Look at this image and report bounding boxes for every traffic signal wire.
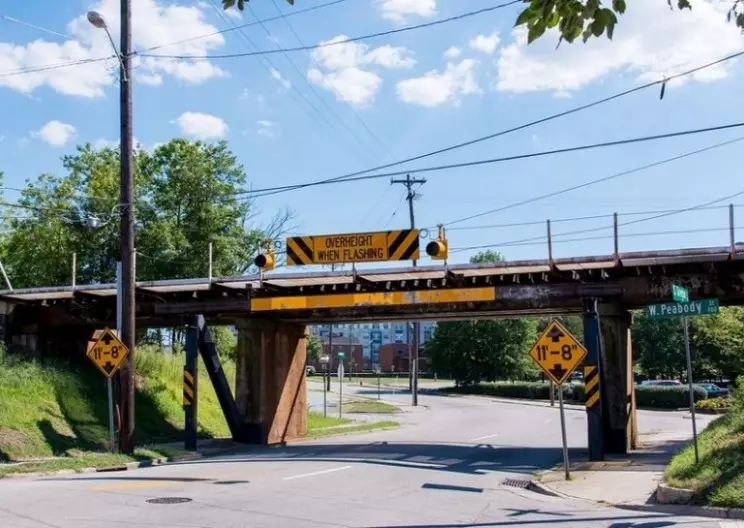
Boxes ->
[441,135,744,227]
[236,121,744,198]
[138,1,522,60]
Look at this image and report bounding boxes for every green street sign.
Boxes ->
[337,352,345,360]
[672,285,689,303]
[646,298,719,320]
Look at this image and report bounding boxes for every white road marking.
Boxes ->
[719,523,744,528]
[469,433,499,442]
[283,465,353,481]
[544,419,552,424]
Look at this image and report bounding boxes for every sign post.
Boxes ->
[86,327,129,453]
[528,320,588,480]
[338,360,345,419]
[646,290,719,465]
[320,355,330,418]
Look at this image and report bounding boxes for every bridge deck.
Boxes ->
[1,245,742,325]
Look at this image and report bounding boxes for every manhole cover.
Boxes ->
[146,497,193,505]
[501,478,531,489]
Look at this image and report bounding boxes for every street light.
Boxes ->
[87,4,136,455]
[86,11,127,81]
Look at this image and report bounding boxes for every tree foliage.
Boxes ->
[307,335,323,363]
[0,139,290,289]
[517,0,744,45]
[426,250,536,385]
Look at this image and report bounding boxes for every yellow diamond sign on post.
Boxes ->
[87,328,129,378]
[529,319,587,385]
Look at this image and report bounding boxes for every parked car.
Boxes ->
[639,379,682,387]
[696,383,729,398]
[305,365,316,376]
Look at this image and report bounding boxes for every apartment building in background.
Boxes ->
[309,321,436,371]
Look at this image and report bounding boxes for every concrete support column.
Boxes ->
[235,319,307,445]
[599,304,637,454]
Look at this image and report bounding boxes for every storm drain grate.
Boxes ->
[501,478,531,489]
[146,497,193,505]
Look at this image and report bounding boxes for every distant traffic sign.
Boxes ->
[672,285,689,303]
[529,320,587,385]
[87,328,129,378]
[286,229,419,266]
[645,299,719,320]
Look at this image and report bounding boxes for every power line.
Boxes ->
[451,189,744,253]
[220,48,744,200]
[442,204,738,232]
[143,0,353,53]
[204,0,378,165]
[2,14,75,40]
[0,56,115,78]
[454,226,742,250]
[139,1,522,60]
[230,0,383,162]
[231,121,744,197]
[268,0,394,160]
[442,135,744,227]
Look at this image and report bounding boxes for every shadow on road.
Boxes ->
[114,442,587,478]
[362,516,678,528]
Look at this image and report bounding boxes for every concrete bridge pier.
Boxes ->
[599,303,638,454]
[234,320,308,445]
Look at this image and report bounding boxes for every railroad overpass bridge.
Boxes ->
[1,244,743,458]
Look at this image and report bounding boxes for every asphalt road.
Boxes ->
[0,384,724,528]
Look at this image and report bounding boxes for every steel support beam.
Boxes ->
[582,298,605,461]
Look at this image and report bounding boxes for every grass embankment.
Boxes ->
[665,380,744,507]
[0,348,395,476]
[344,401,400,414]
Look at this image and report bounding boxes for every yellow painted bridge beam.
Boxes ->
[250,287,495,312]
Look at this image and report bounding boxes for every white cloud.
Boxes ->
[270,68,292,90]
[32,120,76,147]
[397,59,480,107]
[175,112,228,140]
[256,120,277,137]
[0,0,226,98]
[364,45,417,69]
[308,36,415,105]
[469,32,500,55]
[379,0,436,23]
[496,0,744,95]
[444,46,461,59]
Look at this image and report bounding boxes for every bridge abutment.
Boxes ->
[235,320,308,445]
[599,304,637,454]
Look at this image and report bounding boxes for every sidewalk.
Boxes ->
[534,430,691,506]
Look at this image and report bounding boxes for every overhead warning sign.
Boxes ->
[87,328,129,378]
[286,229,419,266]
[528,320,587,385]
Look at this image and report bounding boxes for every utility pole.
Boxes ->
[390,174,426,406]
[118,0,136,454]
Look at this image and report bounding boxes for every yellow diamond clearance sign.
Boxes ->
[528,320,587,385]
[86,328,129,378]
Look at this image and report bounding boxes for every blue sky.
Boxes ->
[1,0,744,274]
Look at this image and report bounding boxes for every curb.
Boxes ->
[0,452,204,480]
[530,479,744,520]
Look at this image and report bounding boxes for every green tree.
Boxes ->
[425,250,535,385]
[632,312,686,379]
[692,307,744,381]
[1,139,289,288]
[307,335,323,363]
[516,1,743,45]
